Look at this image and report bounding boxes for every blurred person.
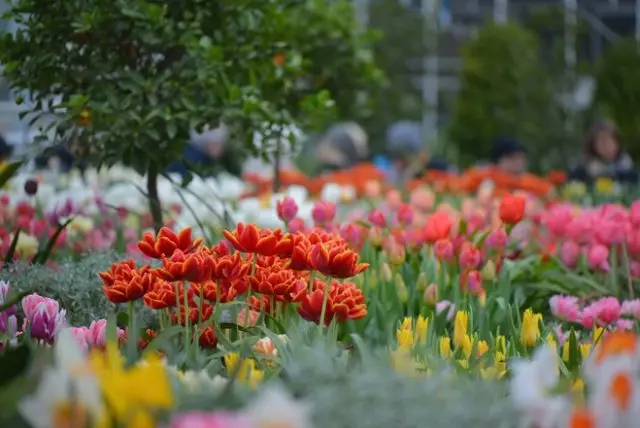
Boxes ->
[385,121,452,183]
[490,137,528,175]
[0,134,13,166]
[242,123,303,179]
[167,123,242,179]
[315,122,369,173]
[34,145,78,173]
[569,121,637,185]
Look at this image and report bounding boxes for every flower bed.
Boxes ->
[1,167,640,428]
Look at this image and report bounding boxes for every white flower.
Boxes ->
[19,329,102,428]
[509,345,569,428]
[244,383,312,428]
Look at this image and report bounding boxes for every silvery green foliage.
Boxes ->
[173,323,520,428]
[3,252,157,326]
[278,327,519,428]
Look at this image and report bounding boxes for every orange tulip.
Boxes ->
[158,249,215,282]
[297,279,367,326]
[138,227,203,259]
[223,223,292,256]
[99,260,154,303]
[308,242,369,279]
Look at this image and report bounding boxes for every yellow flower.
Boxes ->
[495,335,507,355]
[595,177,614,195]
[546,334,557,350]
[562,341,570,362]
[224,353,264,389]
[414,315,429,346]
[572,377,585,394]
[457,359,469,369]
[439,336,453,359]
[520,309,542,347]
[14,233,39,258]
[476,340,489,358]
[390,348,421,376]
[579,343,592,360]
[563,181,587,198]
[593,326,605,343]
[89,343,173,428]
[453,311,469,348]
[399,317,412,331]
[460,334,473,360]
[69,216,94,234]
[396,328,414,351]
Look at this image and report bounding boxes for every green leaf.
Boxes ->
[3,228,21,266]
[0,345,31,387]
[167,121,177,139]
[0,161,24,188]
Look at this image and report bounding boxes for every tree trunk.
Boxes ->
[147,162,163,233]
[272,136,281,193]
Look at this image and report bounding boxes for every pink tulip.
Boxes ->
[616,319,634,331]
[485,228,508,249]
[549,295,580,323]
[70,326,91,350]
[340,223,367,249]
[368,210,387,228]
[560,241,581,269]
[396,203,414,227]
[434,239,454,262]
[459,245,482,270]
[288,217,306,234]
[276,196,298,223]
[311,201,336,225]
[410,188,434,212]
[542,204,574,237]
[464,270,483,295]
[170,412,252,428]
[580,297,621,328]
[630,201,640,227]
[21,293,67,343]
[587,244,610,272]
[621,299,640,320]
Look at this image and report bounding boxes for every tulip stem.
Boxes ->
[319,278,331,327]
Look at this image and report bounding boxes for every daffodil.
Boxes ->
[476,340,489,357]
[520,308,542,348]
[595,177,614,195]
[414,315,429,346]
[89,342,173,428]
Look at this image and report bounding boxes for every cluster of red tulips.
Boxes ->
[98,225,370,347]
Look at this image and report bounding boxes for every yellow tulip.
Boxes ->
[520,309,542,347]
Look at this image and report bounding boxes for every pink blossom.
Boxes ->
[170,412,252,428]
[616,319,634,331]
[88,319,108,347]
[367,210,387,228]
[340,223,367,249]
[395,203,414,226]
[580,297,622,328]
[276,197,298,223]
[554,326,568,345]
[559,241,581,269]
[70,326,91,350]
[542,204,574,237]
[464,270,483,295]
[621,299,640,319]
[459,245,482,270]
[21,293,67,342]
[587,244,610,272]
[630,200,640,227]
[311,201,336,225]
[288,217,306,234]
[434,239,454,262]
[549,295,581,323]
[410,188,434,212]
[485,228,508,249]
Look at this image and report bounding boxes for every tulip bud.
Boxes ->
[394,273,408,303]
[24,179,39,196]
[380,263,393,282]
[423,283,438,307]
[369,227,384,249]
[384,238,406,265]
[416,272,428,293]
[481,260,496,281]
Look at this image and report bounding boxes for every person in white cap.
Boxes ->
[315,122,369,173]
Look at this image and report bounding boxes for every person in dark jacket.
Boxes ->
[385,121,452,183]
[34,145,79,173]
[167,124,242,180]
[490,137,528,175]
[315,122,369,173]
[568,121,638,185]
